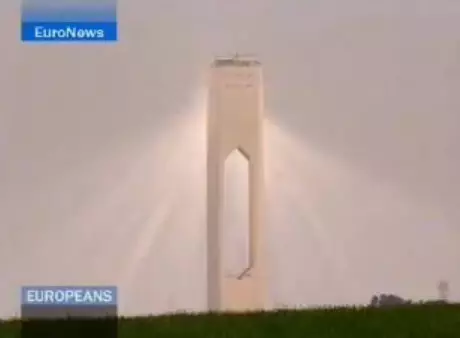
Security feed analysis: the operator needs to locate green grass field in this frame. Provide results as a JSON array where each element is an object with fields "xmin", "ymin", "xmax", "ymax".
[{"xmin": 1, "ymin": 304, "xmax": 459, "ymax": 338}]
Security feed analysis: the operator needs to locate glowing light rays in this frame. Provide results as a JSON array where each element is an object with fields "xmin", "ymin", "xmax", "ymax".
[
  {"xmin": 3, "ymin": 83, "xmax": 460, "ymax": 318},
  {"xmin": 265, "ymin": 120, "xmax": 362, "ymax": 305},
  {"xmin": 265, "ymin": 118, "xmax": 460, "ymax": 305}
]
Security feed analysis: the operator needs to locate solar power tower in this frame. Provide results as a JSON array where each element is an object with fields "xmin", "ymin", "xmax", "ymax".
[{"xmin": 206, "ymin": 54, "xmax": 267, "ymax": 312}]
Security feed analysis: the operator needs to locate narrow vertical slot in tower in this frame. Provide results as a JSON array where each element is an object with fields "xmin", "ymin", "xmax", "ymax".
[{"xmin": 222, "ymin": 149, "xmax": 250, "ymax": 281}]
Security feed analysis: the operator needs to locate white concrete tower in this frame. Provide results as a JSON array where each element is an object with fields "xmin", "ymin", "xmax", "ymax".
[{"xmin": 206, "ymin": 55, "xmax": 266, "ymax": 312}]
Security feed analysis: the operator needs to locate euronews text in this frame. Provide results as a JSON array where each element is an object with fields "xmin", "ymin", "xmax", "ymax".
[
  {"xmin": 34, "ymin": 25, "xmax": 105, "ymax": 39},
  {"xmin": 21, "ymin": 23, "xmax": 117, "ymax": 42}
]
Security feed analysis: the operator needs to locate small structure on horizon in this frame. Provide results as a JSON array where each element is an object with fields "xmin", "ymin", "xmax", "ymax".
[{"xmin": 438, "ymin": 280, "xmax": 449, "ymax": 302}]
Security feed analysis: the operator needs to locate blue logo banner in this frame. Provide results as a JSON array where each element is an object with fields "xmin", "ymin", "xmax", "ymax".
[{"xmin": 21, "ymin": 0, "xmax": 117, "ymax": 42}]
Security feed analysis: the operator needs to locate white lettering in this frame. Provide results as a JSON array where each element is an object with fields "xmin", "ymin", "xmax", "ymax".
[
  {"xmin": 33, "ymin": 25, "xmax": 108, "ymax": 40},
  {"xmin": 56, "ymin": 29, "xmax": 66, "ymax": 38},
  {"xmin": 91, "ymin": 290, "xmax": 101, "ymax": 303},
  {"xmin": 35, "ymin": 290, "xmax": 43, "ymax": 302},
  {"xmin": 24, "ymin": 288, "xmax": 116, "ymax": 304},
  {"xmin": 26, "ymin": 290, "xmax": 36, "ymax": 303},
  {"xmin": 102, "ymin": 290, "xmax": 112, "ymax": 303},
  {"xmin": 77, "ymin": 29, "xmax": 86, "ymax": 39},
  {"xmin": 54, "ymin": 290, "xmax": 64, "ymax": 302},
  {"xmin": 66, "ymin": 26, "xmax": 77, "ymax": 38},
  {"xmin": 34, "ymin": 26, "xmax": 44, "ymax": 38},
  {"xmin": 65, "ymin": 289, "xmax": 73, "ymax": 302},
  {"xmin": 74, "ymin": 289, "xmax": 82, "ymax": 302},
  {"xmin": 82, "ymin": 290, "xmax": 93, "ymax": 303},
  {"xmin": 44, "ymin": 290, "xmax": 54, "ymax": 303}
]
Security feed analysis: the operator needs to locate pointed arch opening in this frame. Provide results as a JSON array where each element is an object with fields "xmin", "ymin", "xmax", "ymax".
[{"xmin": 222, "ymin": 148, "xmax": 250, "ymax": 279}]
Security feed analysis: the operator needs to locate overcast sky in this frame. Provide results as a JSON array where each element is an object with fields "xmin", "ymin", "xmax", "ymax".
[{"xmin": 0, "ymin": 0, "xmax": 459, "ymax": 317}]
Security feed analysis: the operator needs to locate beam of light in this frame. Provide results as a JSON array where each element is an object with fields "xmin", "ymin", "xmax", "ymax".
[
  {"xmin": 110, "ymin": 88, "xmax": 208, "ymax": 315},
  {"xmin": 1, "ymin": 86, "xmax": 209, "ymax": 317},
  {"xmin": 265, "ymin": 117, "xmax": 460, "ymax": 306},
  {"xmin": 265, "ymin": 119, "xmax": 362, "ymax": 306},
  {"xmin": 2, "ymin": 85, "xmax": 459, "ymax": 318}
]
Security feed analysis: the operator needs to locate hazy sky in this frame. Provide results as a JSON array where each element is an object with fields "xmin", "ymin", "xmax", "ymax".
[{"xmin": 1, "ymin": 0, "xmax": 460, "ymax": 317}]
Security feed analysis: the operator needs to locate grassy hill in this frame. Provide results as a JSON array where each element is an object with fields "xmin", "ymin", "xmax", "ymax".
[{"xmin": 0, "ymin": 304, "xmax": 459, "ymax": 337}]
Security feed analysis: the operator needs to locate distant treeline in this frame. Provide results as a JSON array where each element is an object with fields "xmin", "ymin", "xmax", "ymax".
[{"xmin": 369, "ymin": 294, "xmax": 449, "ymax": 307}]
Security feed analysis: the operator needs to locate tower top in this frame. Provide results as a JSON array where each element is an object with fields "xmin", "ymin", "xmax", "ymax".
[{"xmin": 212, "ymin": 53, "xmax": 261, "ymax": 67}]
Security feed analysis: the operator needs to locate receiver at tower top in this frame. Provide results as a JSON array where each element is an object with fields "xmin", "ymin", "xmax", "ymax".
[{"xmin": 212, "ymin": 53, "xmax": 261, "ymax": 67}]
